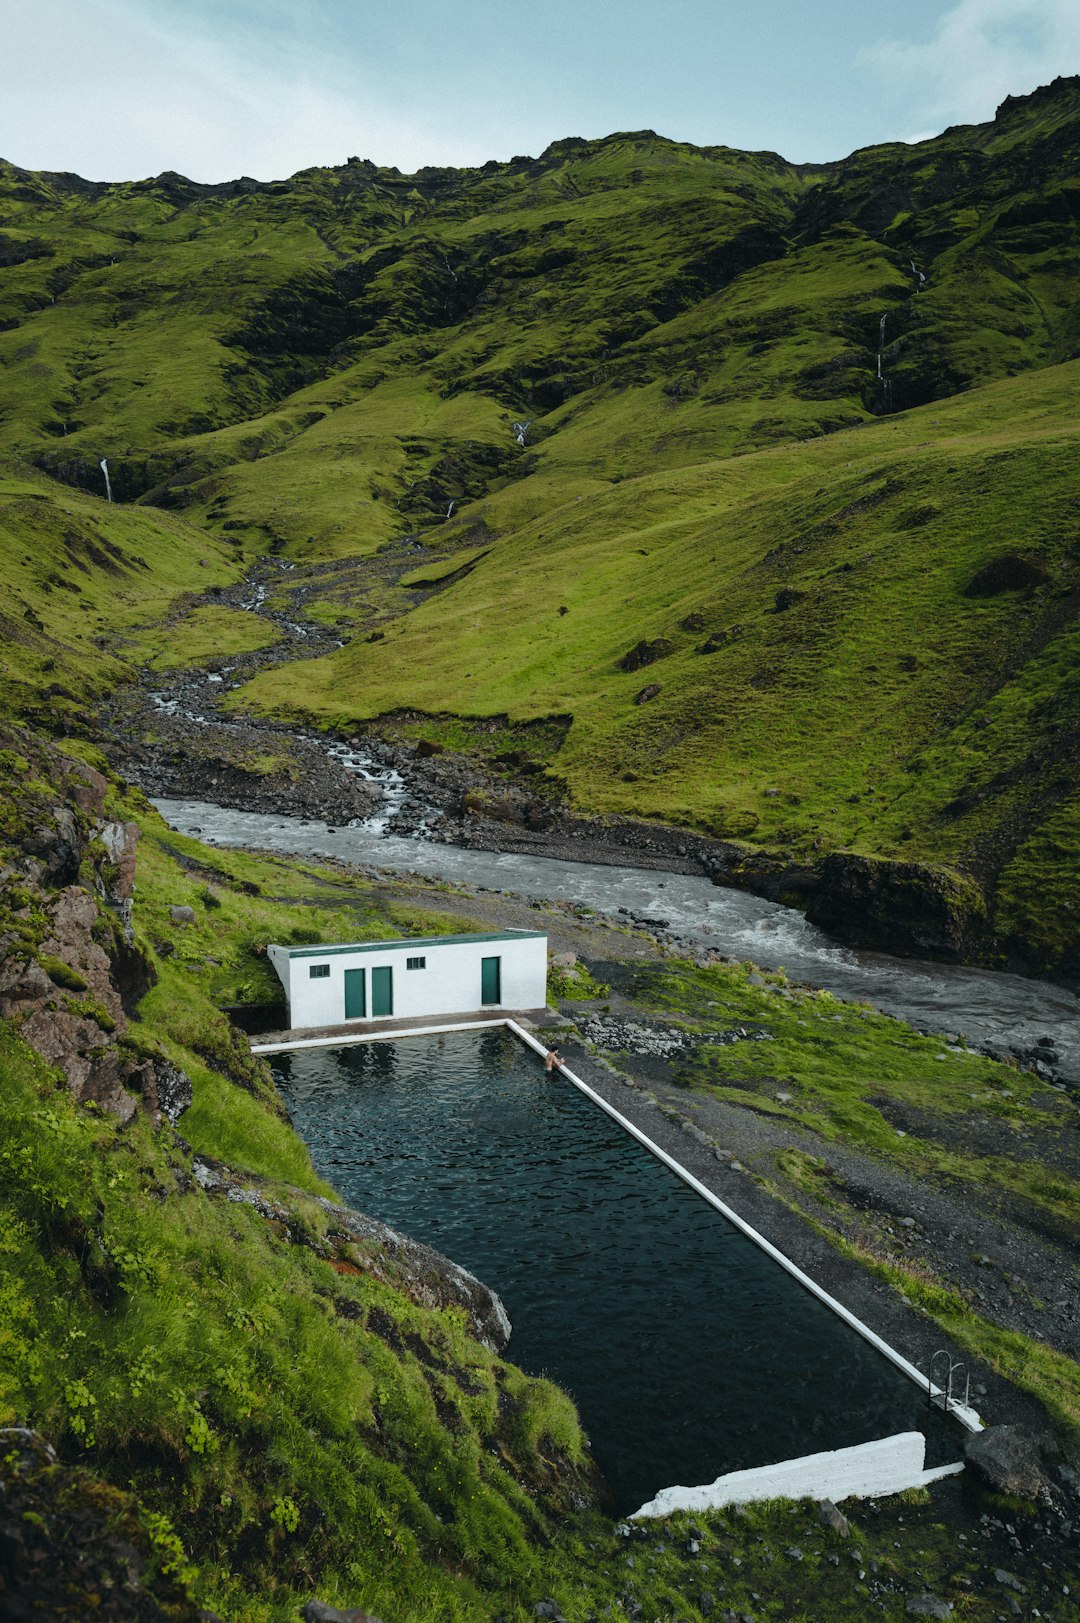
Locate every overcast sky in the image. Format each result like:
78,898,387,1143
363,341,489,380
3,0,1079,182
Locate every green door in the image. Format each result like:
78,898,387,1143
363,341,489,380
481,956,501,1006
344,968,366,1019
371,966,393,1018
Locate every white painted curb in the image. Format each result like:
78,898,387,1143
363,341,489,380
252,1019,508,1054
631,1432,965,1518
503,1020,982,1437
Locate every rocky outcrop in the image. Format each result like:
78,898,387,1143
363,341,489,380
699,840,820,909
0,1427,204,1620
192,1157,512,1354
964,1424,1070,1508
806,852,989,961
619,638,673,672
0,725,191,1123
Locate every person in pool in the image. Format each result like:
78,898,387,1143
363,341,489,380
545,1048,563,1074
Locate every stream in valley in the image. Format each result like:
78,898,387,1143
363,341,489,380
154,796,1080,1081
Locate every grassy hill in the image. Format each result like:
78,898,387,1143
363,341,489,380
1,79,1078,977
2,79,1080,1620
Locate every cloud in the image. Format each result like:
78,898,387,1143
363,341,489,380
862,0,1080,128
0,0,496,180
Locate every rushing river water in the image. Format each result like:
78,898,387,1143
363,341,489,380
271,1028,958,1514
155,798,1080,1079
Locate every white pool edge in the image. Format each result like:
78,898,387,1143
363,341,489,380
254,1015,982,1512
503,1021,983,1436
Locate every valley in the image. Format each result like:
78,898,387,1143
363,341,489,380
1,75,1079,1623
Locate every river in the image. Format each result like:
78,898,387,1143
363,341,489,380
153,797,1080,1080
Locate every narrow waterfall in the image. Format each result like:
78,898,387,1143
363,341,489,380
100,457,113,503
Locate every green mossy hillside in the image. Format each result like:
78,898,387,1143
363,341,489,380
0,464,241,730
241,359,1080,975
0,82,1078,972
0,736,607,1620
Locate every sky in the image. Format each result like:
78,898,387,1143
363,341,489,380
2,0,1079,182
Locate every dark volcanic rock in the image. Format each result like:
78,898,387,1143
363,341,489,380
634,683,662,704
620,637,674,672
964,1424,1060,1504
807,852,988,961
963,553,1049,596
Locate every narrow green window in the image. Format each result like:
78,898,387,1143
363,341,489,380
481,956,501,1005
372,966,393,1017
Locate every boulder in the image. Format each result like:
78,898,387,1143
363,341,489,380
620,637,673,672
634,683,661,705
964,1424,1058,1503
415,738,445,757
816,1498,849,1536
169,904,196,924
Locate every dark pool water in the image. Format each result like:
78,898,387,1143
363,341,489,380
272,1028,957,1514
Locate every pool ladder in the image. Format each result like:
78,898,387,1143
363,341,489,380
927,1348,970,1414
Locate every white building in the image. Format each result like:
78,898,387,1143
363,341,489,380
266,930,548,1031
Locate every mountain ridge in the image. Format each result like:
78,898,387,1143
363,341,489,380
0,75,1077,976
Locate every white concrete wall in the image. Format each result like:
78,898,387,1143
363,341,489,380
632,1431,962,1517
268,935,547,1029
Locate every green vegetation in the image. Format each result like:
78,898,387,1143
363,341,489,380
0,83,1078,968
131,604,283,670
577,951,1080,1437
2,77,1080,1619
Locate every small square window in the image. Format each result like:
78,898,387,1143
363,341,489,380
309,963,330,979
406,956,426,970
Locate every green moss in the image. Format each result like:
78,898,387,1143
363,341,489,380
40,956,87,992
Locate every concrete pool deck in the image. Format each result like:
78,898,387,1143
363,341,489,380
251,1006,559,1050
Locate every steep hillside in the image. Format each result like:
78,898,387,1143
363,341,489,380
3,79,1080,1622
1,79,1077,977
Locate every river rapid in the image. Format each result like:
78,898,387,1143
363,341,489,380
154,797,1080,1082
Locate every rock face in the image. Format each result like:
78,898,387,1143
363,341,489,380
193,1157,512,1353
0,724,191,1123
0,1427,202,1620
806,852,988,961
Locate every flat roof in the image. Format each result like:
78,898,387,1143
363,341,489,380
272,931,546,959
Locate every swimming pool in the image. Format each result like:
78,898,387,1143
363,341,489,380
271,1027,957,1514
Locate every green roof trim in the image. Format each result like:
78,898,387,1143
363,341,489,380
273,931,547,960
